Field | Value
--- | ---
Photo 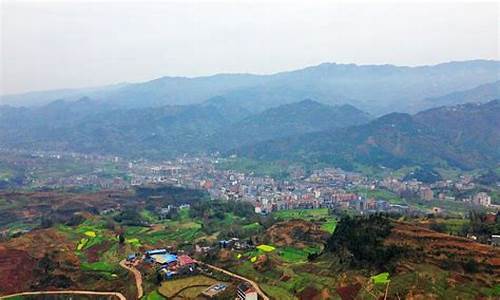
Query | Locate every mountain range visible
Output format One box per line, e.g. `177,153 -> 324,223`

2,97 -> 499,172
1,59 -> 499,172
0,98 -> 371,158
232,100 -> 500,171
2,60 -> 499,115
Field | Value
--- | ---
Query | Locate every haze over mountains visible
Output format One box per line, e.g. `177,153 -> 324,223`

2,60 -> 499,114
0,98 -> 371,157
1,59 -> 499,172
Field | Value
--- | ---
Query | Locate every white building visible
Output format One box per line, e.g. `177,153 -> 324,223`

473,192 -> 491,207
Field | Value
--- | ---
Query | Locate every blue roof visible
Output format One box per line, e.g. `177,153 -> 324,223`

160,253 -> 178,264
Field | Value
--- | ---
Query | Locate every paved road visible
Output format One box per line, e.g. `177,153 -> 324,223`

0,290 -> 126,300
197,261 -> 270,300
119,259 -> 144,299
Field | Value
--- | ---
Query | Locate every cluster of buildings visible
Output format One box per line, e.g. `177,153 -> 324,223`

143,249 -> 197,279
128,248 -> 258,299
381,176 -> 497,209
5,148 -> 498,214
125,157 -> 499,215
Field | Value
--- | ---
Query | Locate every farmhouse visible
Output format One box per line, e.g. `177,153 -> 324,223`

491,235 -> 500,246
149,252 -> 198,280
146,248 -> 168,257
152,253 -> 178,266
127,253 -> 137,262
236,282 -> 258,300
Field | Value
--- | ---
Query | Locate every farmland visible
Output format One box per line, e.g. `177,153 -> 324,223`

273,208 -> 330,220
0,187 -> 499,300
158,275 -> 218,298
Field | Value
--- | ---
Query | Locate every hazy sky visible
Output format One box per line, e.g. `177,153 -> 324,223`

1,0 -> 499,94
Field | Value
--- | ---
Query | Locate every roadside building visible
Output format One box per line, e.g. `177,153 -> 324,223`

473,192 -> 491,207
145,249 -> 168,257
419,187 -> 434,201
236,282 -> 258,300
152,253 -> 178,266
491,235 -> 500,247
127,254 -> 137,262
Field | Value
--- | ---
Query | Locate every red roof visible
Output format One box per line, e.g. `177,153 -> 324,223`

178,255 -> 195,266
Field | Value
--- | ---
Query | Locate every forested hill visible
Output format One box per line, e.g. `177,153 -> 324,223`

232,100 -> 500,171
0,99 -> 370,157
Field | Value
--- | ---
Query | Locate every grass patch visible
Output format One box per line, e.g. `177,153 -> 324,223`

77,238 -> 88,251
126,238 -> 142,247
321,219 -> 337,233
177,286 -> 209,298
480,285 -> 500,297
371,272 -> 391,284
243,222 -> 262,230
143,290 -> 165,300
278,246 -> 319,263
84,231 -> 96,238
158,275 -> 217,298
351,188 -> 405,204
257,244 -> 276,252
81,261 -> 115,273
273,208 -> 329,220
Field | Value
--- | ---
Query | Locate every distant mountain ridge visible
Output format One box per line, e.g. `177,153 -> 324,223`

2,60 -> 499,114
422,81 -> 500,108
232,100 -> 500,170
0,99 -> 370,158
210,99 -> 372,150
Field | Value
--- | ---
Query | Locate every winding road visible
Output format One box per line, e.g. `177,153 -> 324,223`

119,259 -> 144,299
196,260 -> 269,300
0,259 -> 267,300
0,290 -> 126,300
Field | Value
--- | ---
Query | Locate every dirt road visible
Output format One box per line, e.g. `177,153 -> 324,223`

197,261 -> 269,300
119,259 -> 144,299
0,290 -> 126,300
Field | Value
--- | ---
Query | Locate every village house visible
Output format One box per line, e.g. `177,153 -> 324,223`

473,192 -> 491,207
236,282 -> 258,300
491,235 -> 500,247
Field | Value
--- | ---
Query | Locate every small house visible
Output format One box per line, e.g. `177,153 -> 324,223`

236,282 -> 257,300
491,235 -> 500,246
127,254 -> 137,262
145,249 -> 168,257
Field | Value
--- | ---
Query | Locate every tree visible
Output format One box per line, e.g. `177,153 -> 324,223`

327,214 -> 403,270
463,258 -> 478,273
40,215 -> 54,228
118,233 -> 125,244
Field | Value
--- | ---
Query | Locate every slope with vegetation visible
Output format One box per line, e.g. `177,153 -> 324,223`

0,99 -> 371,158
234,100 -> 500,171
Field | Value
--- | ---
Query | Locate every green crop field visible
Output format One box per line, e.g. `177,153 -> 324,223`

143,290 -> 166,300
351,187 -> 405,204
278,246 -> 320,263
257,244 -> 276,252
273,208 -> 329,220
81,261 -> 116,273
321,220 -> 337,233
279,247 -> 310,263
371,272 -> 391,284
